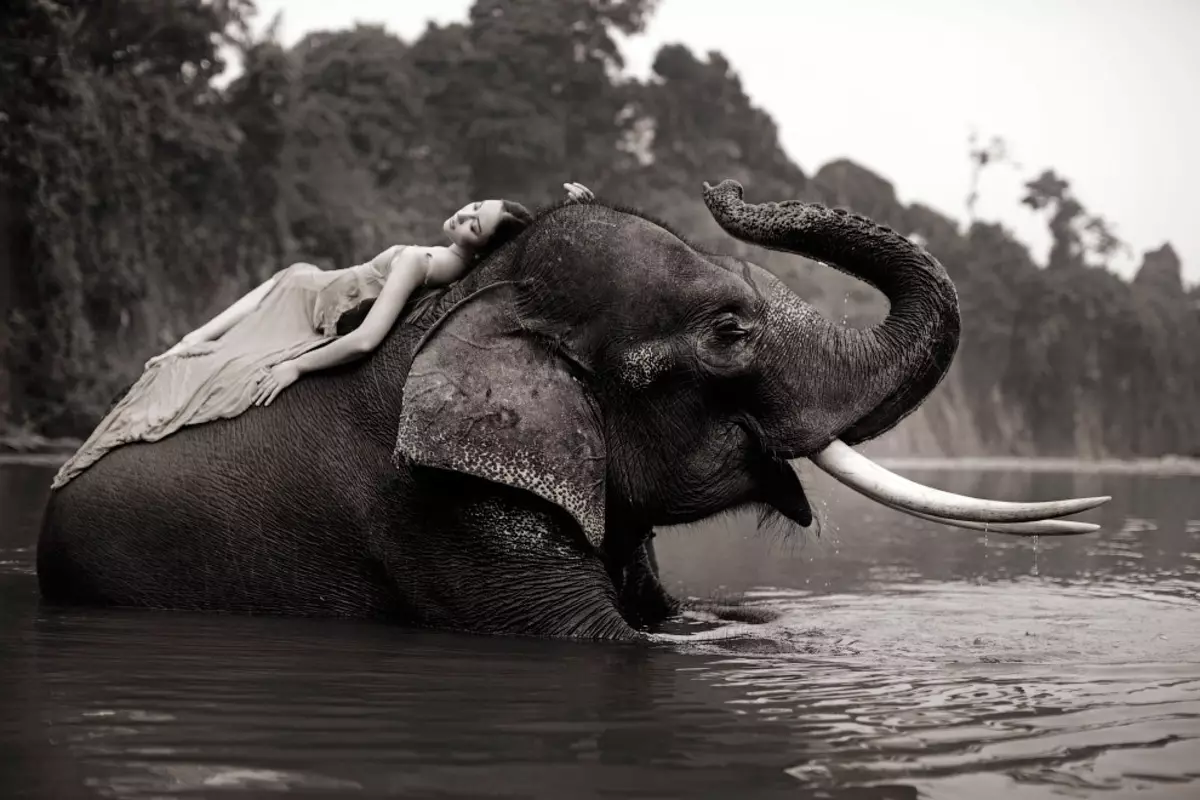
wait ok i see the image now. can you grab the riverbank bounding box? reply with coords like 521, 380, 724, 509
874, 455, 1200, 476
4, 442, 1199, 476
0, 431, 82, 466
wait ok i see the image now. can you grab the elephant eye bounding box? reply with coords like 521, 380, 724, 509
714, 315, 749, 340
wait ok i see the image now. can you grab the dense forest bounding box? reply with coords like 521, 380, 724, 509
2, 0, 1198, 458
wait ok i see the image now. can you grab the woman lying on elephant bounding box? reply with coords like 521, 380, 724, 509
50, 181, 596, 490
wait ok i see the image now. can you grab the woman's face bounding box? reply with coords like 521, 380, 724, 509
444, 199, 504, 248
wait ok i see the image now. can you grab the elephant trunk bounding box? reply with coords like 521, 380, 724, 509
702, 180, 1109, 538
702, 179, 961, 452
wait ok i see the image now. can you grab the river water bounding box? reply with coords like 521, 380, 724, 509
1, 460, 1198, 799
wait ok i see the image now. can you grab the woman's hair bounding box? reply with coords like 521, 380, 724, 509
472, 199, 535, 263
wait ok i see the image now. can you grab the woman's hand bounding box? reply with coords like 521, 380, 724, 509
563, 182, 594, 204
252, 361, 301, 407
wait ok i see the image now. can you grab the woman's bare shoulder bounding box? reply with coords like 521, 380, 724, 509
421, 246, 469, 285
375, 245, 464, 287
383, 245, 438, 265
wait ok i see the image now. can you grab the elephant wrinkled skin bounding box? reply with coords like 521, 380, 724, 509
36, 180, 1108, 640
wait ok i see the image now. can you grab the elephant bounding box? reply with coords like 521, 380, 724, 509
35, 180, 1109, 640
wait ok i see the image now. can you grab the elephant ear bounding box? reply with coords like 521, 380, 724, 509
394, 284, 606, 550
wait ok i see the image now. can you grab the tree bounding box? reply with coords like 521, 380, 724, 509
3, 0, 1198, 460
282, 24, 434, 265
630, 44, 805, 200
1, 0, 260, 433
814, 159, 905, 230
411, 0, 657, 206
226, 13, 294, 270
1021, 169, 1122, 271
965, 132, 1013, 224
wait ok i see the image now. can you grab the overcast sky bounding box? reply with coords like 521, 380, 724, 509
249, 0, 1200, 284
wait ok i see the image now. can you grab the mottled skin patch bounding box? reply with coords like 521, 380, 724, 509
617, 342, 673, 389
464, 497, 585, 561
762, 281, 823, 334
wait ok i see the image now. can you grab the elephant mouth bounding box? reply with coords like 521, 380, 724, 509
799, 440, 1110, 536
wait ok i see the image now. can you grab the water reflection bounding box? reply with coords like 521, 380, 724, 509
2, 462, 1198, 799
15, 611, 811, 798
656, 465, 1200, 604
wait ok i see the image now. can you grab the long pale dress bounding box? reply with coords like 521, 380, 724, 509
51, 256, 403, 490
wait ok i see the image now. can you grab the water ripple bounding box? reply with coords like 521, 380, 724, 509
654, 582, 1200, 797
3, 464, 1199, 799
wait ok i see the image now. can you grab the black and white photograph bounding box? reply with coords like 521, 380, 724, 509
2, 1, 1198, 797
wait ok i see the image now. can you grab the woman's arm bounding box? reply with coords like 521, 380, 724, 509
146, 273, 282, 368
294, 248, 430, 372
166, 272, 282, 355
190, 274, 282, 343
251, 247, 434, 405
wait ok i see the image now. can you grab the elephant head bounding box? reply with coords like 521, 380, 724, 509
395, 180, 1107, 554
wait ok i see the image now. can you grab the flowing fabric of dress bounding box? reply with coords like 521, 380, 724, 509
51, 255, 405, 490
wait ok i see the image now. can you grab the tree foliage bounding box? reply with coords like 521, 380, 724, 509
2, 0, 1196, 457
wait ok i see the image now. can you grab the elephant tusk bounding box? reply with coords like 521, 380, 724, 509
804, 440, 1110, 524
875, 500, 1101, 536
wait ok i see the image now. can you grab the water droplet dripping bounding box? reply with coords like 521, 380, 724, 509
981, 523, 990, 584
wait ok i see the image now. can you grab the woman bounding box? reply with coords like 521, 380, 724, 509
51, 182, 596, 489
